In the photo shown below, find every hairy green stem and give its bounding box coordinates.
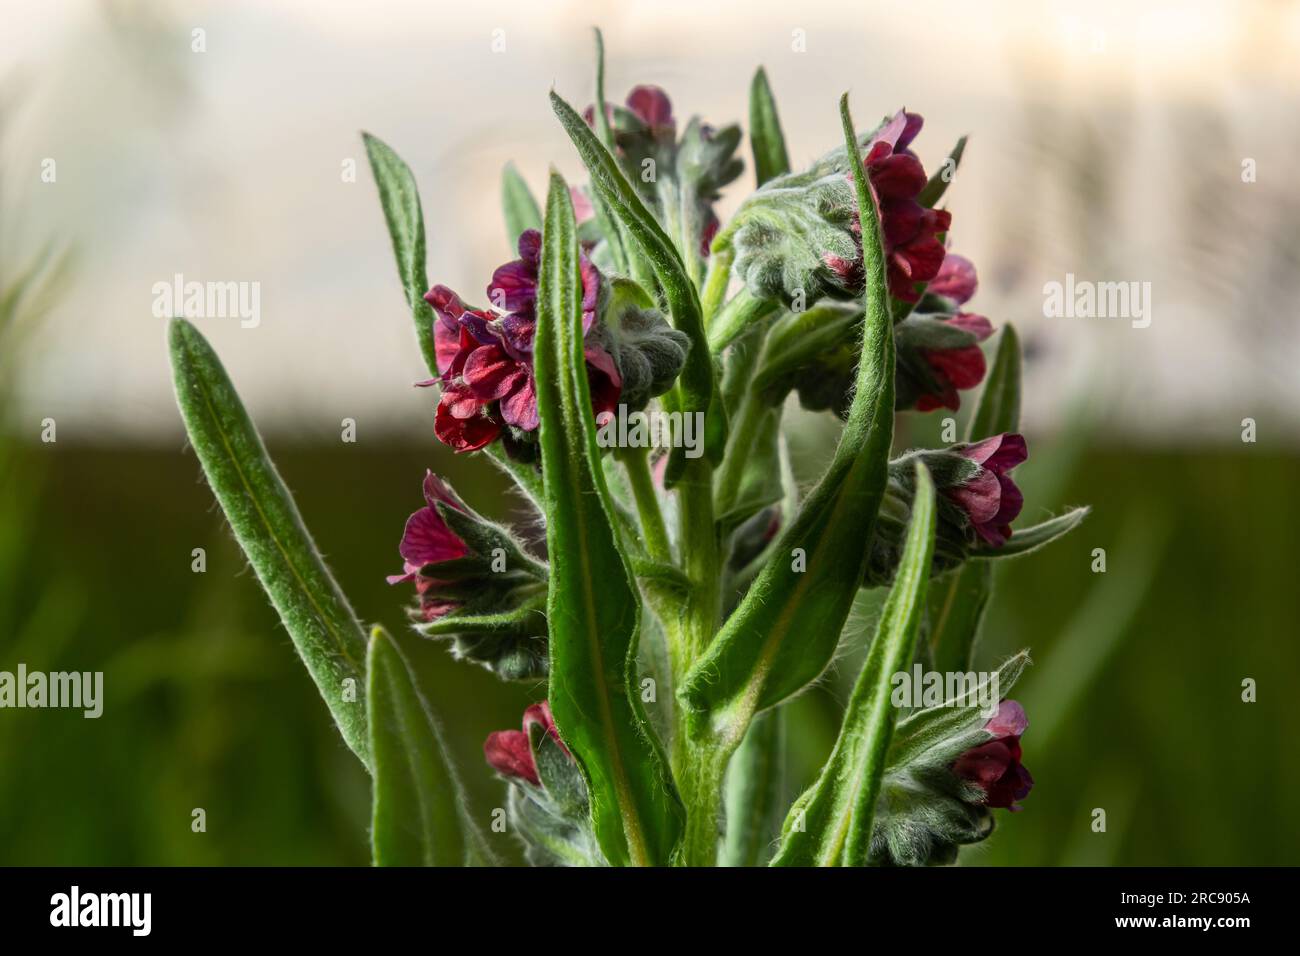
[713,388,768,518]
[619,446,672,563]
[708,287,778,353]
[701,243,734,325]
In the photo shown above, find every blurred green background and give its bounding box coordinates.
[1,430,1295,865]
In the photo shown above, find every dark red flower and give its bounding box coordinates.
[828,110,952,302]
[583,84,676,140]
[484,701,568,786]
[422,231,615,452]
[916,312,994,412]
[625,85,675,136]
[484,229,601,334]
[386,471,471,621]
[945,433,1028,547]
[927,252,978,305]
[952,700,1034,811]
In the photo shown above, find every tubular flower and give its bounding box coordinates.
[863,434,1029,586]
[484,701,568,786]
[422,230,621,453]
[952,700,1034,811]
[385,471,472,621]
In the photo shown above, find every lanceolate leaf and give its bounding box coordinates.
[968,324,1021,443]
[363,132,438,377]
[974,507,1090,558]
[501,162,543,246]
[918,135,967,209]
[367,626,495,866]
[550,91,720,473]
[771,463,938,867]
[533,172,684,867]
[721,708,787,867]
[168,318,369,765]
[678,94,895,738]
[749,67,791,187]
[927,324,1021,673]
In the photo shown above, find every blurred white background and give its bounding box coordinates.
[3,0,1299,442]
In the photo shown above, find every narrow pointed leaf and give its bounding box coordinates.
[501,162,543,245]
[550,91,719,474]
[368,626,495,866]
[363,132,438,377]
[918,135,967,209]
[887,651,1030,772]
[678,94,895,738]
[968,324,1021,443]
[721,708,787,866]
[974,506,1090,558]
[771,463,937,867]
[534,172,684,867]
[749,67,791,187]
[168,318,369,765]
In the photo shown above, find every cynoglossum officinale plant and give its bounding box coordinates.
[169,29,1087,867]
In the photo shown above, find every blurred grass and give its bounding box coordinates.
[0,439,1295,865]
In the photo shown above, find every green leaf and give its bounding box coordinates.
[918,135,967,209]
[974,506,1090,558]
[678,93,895,734]
[367,626,495,866]
[550,91,720,476]
[501,162,543,246]
[363,132,438,378]
[168,318,369,766]
[928,563,993,674]
[534,171,684,867]
[927,324,1022,672]
[750,301,861,405]
[968,324,1021,442]
[749,67,791,187]
[721,708,787,866]
[771,462,937,867]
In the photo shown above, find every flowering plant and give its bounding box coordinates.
[168,32,1086,867]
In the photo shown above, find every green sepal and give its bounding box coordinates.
[415,590,549,682]
[972,507,1090,559]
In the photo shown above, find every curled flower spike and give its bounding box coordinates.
[484,701,567,786]
[952,700,1034,811]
